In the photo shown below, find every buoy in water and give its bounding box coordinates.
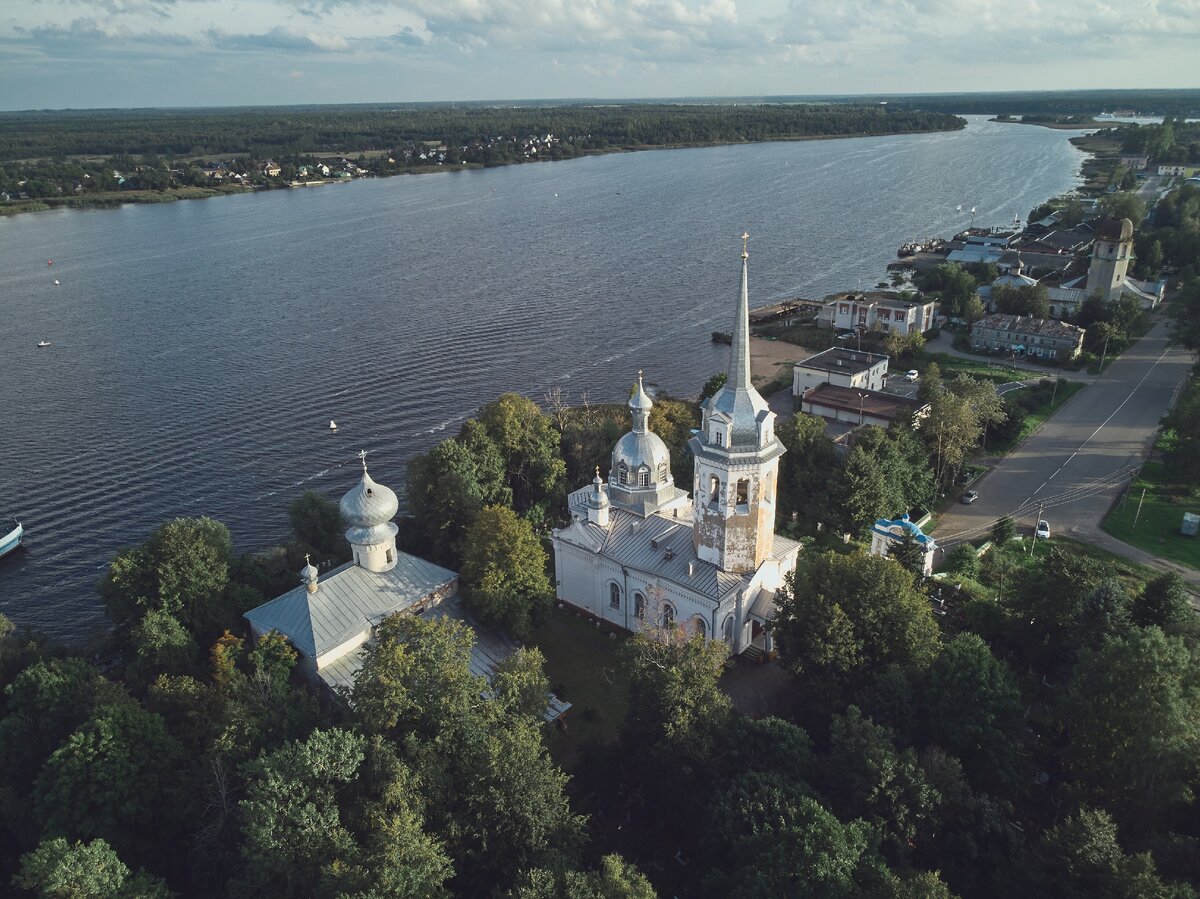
[53,279,60,286]
[329,420,338,431]
[48,260,53,266]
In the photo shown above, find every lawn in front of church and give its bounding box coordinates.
[531,604,631,770]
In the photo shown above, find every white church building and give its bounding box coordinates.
[550,240,801,658]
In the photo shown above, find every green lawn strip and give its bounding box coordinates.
[529,606,630,770]
[990,380,1086,455]
[922,351,1029,384]
[1101,462,1200,571]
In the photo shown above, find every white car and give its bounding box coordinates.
[1035,520,1050,539]
[905,369,919,382]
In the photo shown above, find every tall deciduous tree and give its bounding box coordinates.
[919,634,1023,789]
[775,412,840,532]
[1061,628,1200,830]
[14,837,171,899]
[460,504,552,639]
[505,855,657,899]
[287,490,345,562]
[774,553,941,703]
[474,393,567,514]
[406,434,511,566]
[100,517,234,638]
[1133,572,1195,632]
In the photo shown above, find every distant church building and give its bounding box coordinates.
[245,454,570,719]
[550,238,801,657]
[1083,217,1163,309]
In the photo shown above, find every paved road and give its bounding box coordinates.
[932,317,1197,584]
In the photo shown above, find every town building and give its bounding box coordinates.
[800,383,928,429]
[971,313,1086,360]
[1158,164,1189,177]
[244,455,569,718]
[1084,217,1164,309]
[262,161,282,177]
[869,514,938,576]
[792,347,888,399]
[818,291,936,335]
[1121,155,1149,171]
[550,242,801,658]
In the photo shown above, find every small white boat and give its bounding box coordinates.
[37,340,50,347]
[53,279,60,286]
[0,522,22,559]
[329,420,338,431]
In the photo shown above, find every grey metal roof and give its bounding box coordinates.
[557,503,800,603]
[340,469,399,530]
[244,553,457,658]
[314,595,571,722]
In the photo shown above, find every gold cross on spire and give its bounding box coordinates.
[741,231,750,258]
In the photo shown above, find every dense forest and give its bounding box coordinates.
[862,89,1200,118]
[0,103,964,163]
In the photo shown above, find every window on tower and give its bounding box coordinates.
[709,476,720,506]
[618,462,628,485]
[638,467,649,487]
[735,478,750,513]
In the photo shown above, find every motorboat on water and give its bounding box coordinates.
[37,340,51,348]
[0,522,23,559]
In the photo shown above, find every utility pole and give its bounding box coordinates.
[1099,332,1111,372]
[1132,487,1147,530]
[1051,372,1061,405]
[857,392,867,425]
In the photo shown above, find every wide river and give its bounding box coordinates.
[1,115,1088,639]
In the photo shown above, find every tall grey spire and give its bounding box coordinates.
[729,233,752,390]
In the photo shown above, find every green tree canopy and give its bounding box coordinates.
[1060,628,1200,830]
[505,855,657,899]
[100,517,235,637]
[919,634,1023,789]
[473,394,567,514]
[992,284,1050,319]
[406,433,511,567]
[287,490,346,562]
[459,504,552,639]
[774,553,942,703]
[14,837,170,899]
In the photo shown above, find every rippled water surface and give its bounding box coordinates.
[0,116,1088,638]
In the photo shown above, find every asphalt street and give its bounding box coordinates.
[931,317,1194,578]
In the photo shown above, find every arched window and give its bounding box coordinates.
[634,592,645,620]
[709,476,720,507]
[638,467,650,487]
[764,472,775,504]
[693,617,707,639]
[661,603,675,628]
[714,429,724,447]
[735,478,750,511]
[722,615,735,644]
[609,582,621,610]
[658,461,669,480]
[618,462,629,485]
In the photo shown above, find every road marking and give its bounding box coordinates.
[1026,342,1173,501]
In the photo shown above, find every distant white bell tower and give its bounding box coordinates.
[689,235,785,574]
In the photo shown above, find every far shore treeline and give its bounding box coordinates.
[0,103,965,162]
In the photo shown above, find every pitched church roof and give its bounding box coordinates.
[244,553,457,659]
[560,485,799,602]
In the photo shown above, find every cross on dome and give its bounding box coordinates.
[357,449,369,473]
[741,231,749,259]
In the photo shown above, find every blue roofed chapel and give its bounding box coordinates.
[550,239,801,658]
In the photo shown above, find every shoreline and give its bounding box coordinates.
[0,123,966,218]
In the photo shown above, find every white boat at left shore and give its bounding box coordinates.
[0,522,23,558]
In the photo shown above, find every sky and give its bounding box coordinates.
[1,0,1198,110]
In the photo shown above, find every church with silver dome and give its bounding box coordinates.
[550,240,800,657]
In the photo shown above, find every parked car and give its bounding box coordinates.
[961,490,979,504]
[1035,520,1050,539]
[905,369,919,382]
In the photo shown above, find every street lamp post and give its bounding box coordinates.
[857,391,867,425]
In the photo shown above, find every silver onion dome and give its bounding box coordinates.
[341,452,399,544]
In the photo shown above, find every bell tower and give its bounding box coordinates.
[689,235,785,573]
